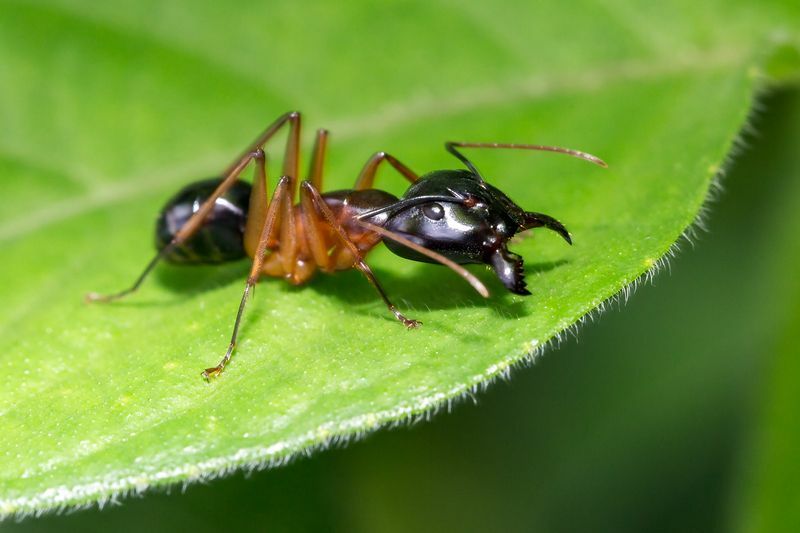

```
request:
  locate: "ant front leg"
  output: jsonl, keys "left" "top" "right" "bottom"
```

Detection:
{"left": 203, "top": 175, "right": 293, "bottom": 380}
{"left": 300, "top": 181, "right": 421, "bottom": 329}
{"left": 353, "top": 152, "right": 419, "bottom": 190}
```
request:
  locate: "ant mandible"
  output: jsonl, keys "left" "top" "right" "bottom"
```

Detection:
{"left": 86, "top": 111, "right": 606, "bottom": 379}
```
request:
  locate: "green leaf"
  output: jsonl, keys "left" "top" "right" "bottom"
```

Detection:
{"left": 1, "top": 0, "right": 797, "bottom": 518}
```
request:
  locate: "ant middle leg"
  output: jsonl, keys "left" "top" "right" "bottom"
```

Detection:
{"left": 353, "top": 152, "right": 419, "bottom": 190}
{"left": 300, "top": 180, "right": 421, "bottom": 328}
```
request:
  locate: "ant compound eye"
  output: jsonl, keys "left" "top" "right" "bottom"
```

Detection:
{"left": 422, "top": 202, "right": 445, "bottom": 221}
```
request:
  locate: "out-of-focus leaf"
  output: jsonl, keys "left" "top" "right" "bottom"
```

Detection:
{"left": 736, "top": 89, "right": 800, "bottom": 533}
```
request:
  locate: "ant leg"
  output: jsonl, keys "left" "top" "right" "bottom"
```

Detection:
{"left": 307, "top": 128, "right": 329, "bottom": 190}
{"left": 222, "top": 111, "right": 302, "bottom": 179}
{"left": 355, "top": 219, "right": 489, "bottom": 298}
{"left": 294, "top": 129, "right": 332, "bottom": 276}
{"left": 244, "top": 149, "right": 270, "bottom": 254}
{"left": 299, "top": 180, "right": 332, "bottom": 273}
{"left": 278, "top": 173, "right": 298, "bottom": 275}
{"left": 86, "top": 150, "right": 261, "bottom": 303}
{"left": 353, "top": 152, "right": 419, "bottom": 190}
{"left": 88, "top": 112, "right": 302, "bottom": 303}
{"left": 300, "top": 181, "right": 420, "bottom": 328}
{"left": 282, "top": 113, "right": 301, "bottom": 197}
{"left": 202, "top": 175, "right": 292, "bottom": 379}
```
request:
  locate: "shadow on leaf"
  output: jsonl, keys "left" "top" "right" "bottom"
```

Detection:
{"left": 105, "top": 252, "right": 567, "bottom": 323}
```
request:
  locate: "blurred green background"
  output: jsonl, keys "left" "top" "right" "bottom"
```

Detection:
{"left": 7, "top": 87, "right": 800, "bottom": 532}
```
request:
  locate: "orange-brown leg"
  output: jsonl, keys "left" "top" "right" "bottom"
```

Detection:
{"left": 299, "top": 180, "right": 332, "bottom": 273}
{"left": 300, "top": 180, "right": 420, "bottom": 328}
{"left": 87, "top": 112, "right": 301, "bottom": 303}
{"left": 307, "top": 128, "right": 329, "bottom": 190}
{"left": 353, "top": 151, "right": 419, "bottom": 190}
{"left": 243, "top": 111, "right": 302, "bottom": 248}
{"left": 243, "top": 149, "right": 269, "bottom": 255}
{"left": 356, "top": 219, "right": 489, "bottom": 298}
{"left": 278, "top": 174, "right": 298, "bottom": 277}
{"left": 202, "top": 175, "right": 293, "bottom": 379}
{"left": 300, "top": 130, "right": 333, "bottom": 272}
{"left": 223, "top": 111, "right": 301, "bottom": 184}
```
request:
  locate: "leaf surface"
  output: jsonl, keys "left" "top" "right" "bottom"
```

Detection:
{"left": 1, "top": 0, "right": 798, "bottom": 517}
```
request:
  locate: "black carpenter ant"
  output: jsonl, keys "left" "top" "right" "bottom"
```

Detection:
{"left": 87, "top": 112, "right": 606, "bottom": 379}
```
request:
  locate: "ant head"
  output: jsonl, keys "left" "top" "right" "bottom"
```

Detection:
{"left": 379, "top": 169, "right": 571, "bottom": 295}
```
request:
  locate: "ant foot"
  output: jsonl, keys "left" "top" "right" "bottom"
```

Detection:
{"left": 201, "top": 366, "right": 224, "bottom": 381}
{"left": 85, "top": 292, "right": 112, "bottom": 303}
{"left": 390, "top": 306, "right": 421, "bottom": 329}
{"left": 402, "top": 317, "right": 422, "bottom": 329}
{"left": 85, "top": 290, "right": 132, "bottom": 303}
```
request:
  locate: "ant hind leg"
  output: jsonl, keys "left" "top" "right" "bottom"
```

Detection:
{"left": 86, "top": 151, "right": 261, "bottom": 303}
{"left": 87, "top": 112, "right": 303, "bottom": 304}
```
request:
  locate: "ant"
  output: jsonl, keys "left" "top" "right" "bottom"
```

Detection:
{"left": 87, "top": 111, "right": 606, "bottom": 379}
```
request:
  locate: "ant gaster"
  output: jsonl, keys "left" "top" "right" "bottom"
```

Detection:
{"left": 87, "top": 112, "right": 606, "bottom": 379}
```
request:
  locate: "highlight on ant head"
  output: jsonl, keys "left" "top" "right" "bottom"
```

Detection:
{"left": 378, "top": 169, "right": 571, "bottom": 295}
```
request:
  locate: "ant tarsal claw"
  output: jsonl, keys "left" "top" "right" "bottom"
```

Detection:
{"left": 201, "top": 366, "right": 223, "bottom": 381}
{"left": 85, "top": 291, "right": 118, "bottom": 304}
{"left": 403, "top": 318, "right": 422, "bottom": 329}
{"left": 85, "top": 292, "right": 102, "bottom": 303}
{"left": 390, "top": 306, "right": 421, "bottom": 329}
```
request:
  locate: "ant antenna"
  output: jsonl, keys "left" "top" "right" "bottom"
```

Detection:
{"left": 445, "top": 142, "right": 485, "bottom": 181}
{"left": 445, "top": 141, "right": 608, "bottom": 181}
{"left": 357, "top": 220, "right": 490, "bottom": 298}
{"left": 356, "top": 195, "right": 467, "bottom": 221}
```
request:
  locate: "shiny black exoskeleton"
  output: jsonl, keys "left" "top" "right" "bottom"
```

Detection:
{"left": 377, "top": 169, "right": 571, "bottom": 295}
{"left": 156, "top": 178, "right": 252, "bottom": 264}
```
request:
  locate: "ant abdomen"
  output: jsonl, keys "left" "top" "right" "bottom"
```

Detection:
{"left": 155, "top": 178, "right": 252, "bottom": 264}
